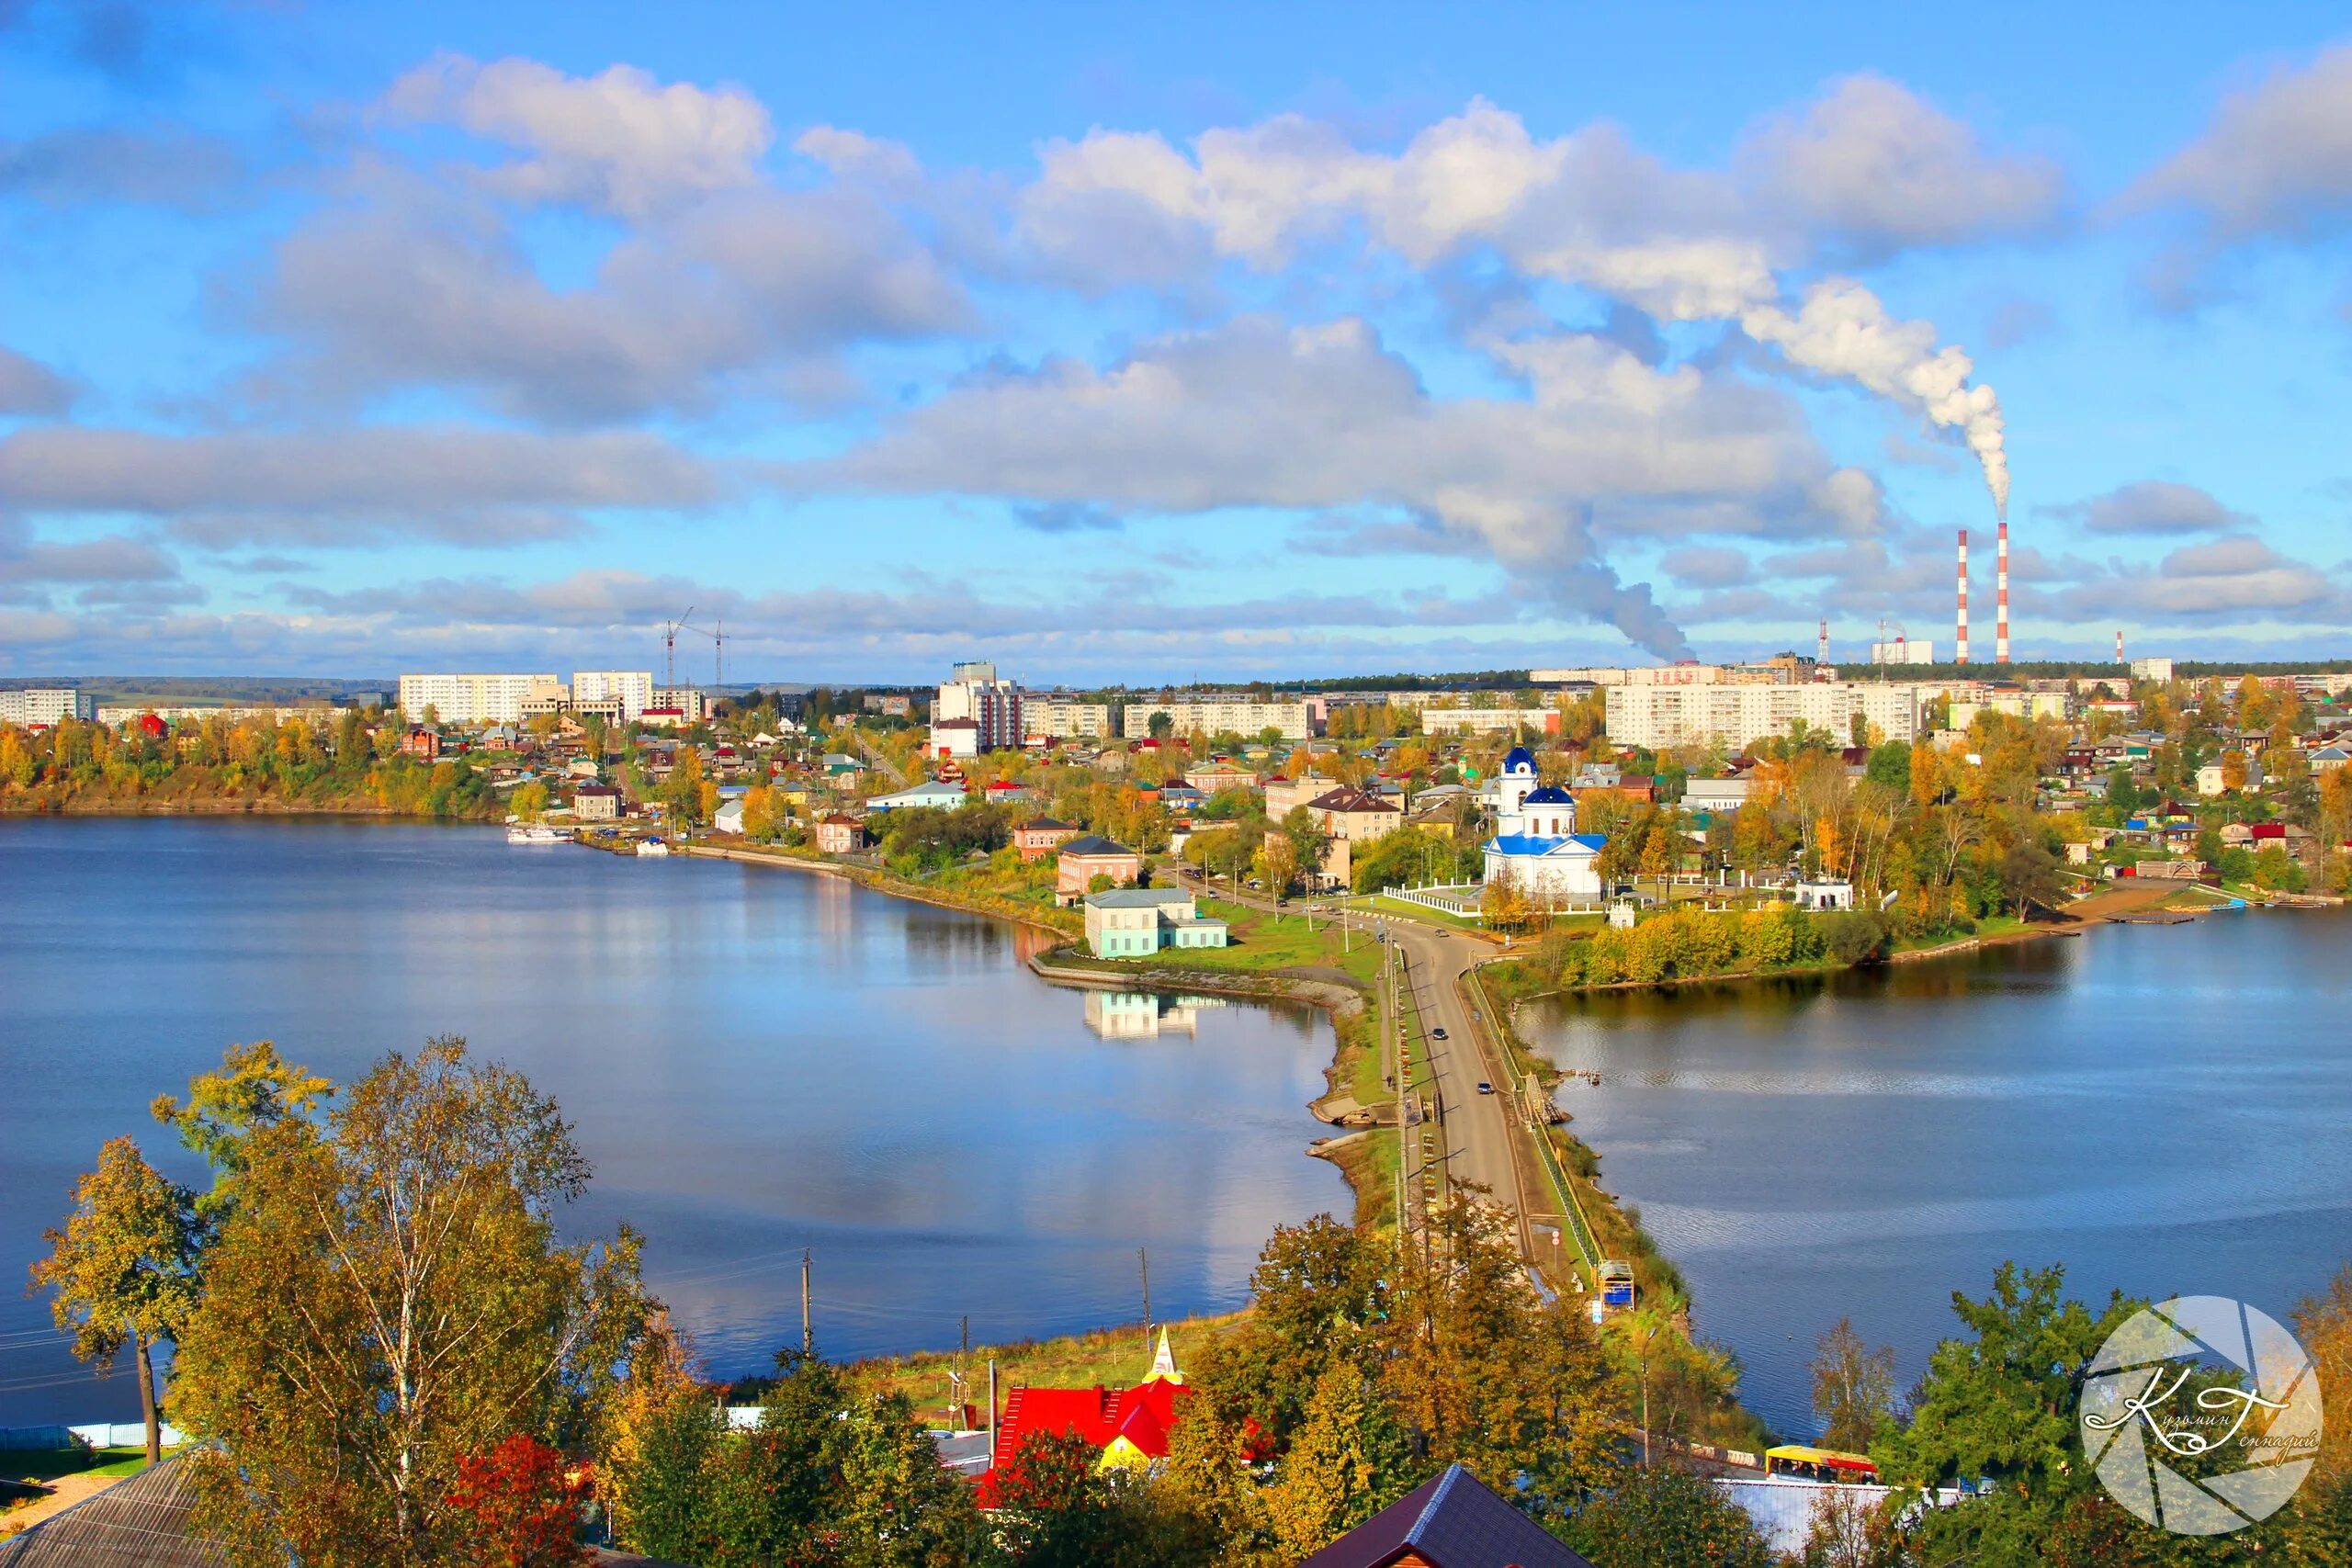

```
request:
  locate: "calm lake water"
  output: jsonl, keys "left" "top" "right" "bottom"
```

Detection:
{"left": 0, "top": 818, "right": 1345, "bottom": 1428}
{"left": 1520, "top": 911, "right": 2352, "bottom": 1438}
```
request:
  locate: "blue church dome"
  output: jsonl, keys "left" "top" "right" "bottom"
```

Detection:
{"left": 1502, "top": 746, "right": 1536, "bottom": 774}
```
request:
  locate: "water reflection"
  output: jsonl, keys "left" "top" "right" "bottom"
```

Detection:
{"left": 0, "top": 819, "right": 1349, "bottom": 1427}
{"left": 1081, "top": 991, "right": 1232, "bottom": 1039}
{"left": 1519, "top": 911, "right": 2352, "bottom": 1439}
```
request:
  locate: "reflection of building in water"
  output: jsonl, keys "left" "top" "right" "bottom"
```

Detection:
{"left": 1083, "top": 991, "right": 1229, "bottom": 1040}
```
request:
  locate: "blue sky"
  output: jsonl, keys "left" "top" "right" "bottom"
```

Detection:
{"left": 4, "top": 1, "right": 2350, "bottom": 683}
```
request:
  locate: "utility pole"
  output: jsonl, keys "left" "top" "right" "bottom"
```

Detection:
{"left": 1138, "top": 1247, "right": 1152, "bottom": 1355}
{"left": 800, "top": 1248, "right": 813, "bottom": 1356}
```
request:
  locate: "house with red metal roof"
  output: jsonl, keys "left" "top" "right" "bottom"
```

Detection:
{"left": 980, "top": 1329, "right": 1191, "bottom": 1506}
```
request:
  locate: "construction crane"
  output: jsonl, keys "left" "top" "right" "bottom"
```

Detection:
{"left": 662, "top": 608, "right": 727, "bottom": 690}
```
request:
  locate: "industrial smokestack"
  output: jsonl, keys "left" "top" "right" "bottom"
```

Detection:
{"left": 2115, "top": 629, "right": 2124, "bottom": 664}
{"left": 1818, "top": 615, "right": 1828, "bottom": 666}
{"left": 1956, "top": 528, "right": 1970, "bottom": 665}
{"left": 1996, "top": 520, "right": 2011, "bottom": 665}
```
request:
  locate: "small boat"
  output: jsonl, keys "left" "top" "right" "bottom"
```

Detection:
{"left": 506, "top": 825, "right": 564, "bottom": 845}
{"left": 635, "top": 838, "right": 671, "bottom": 857}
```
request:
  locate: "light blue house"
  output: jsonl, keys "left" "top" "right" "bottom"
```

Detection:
{"left": 1083, "top": 888, "right": 1230, "bottom": 958}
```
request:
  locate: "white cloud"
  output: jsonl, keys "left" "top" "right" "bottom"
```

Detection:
{"left": 0, "top": 424, "right": 718, "bottom": 547}
{"left": 1735, "top": 73, "right": 2064, "bottom": 255}
{"left": 0, "top": 344, "right": 75, "bottom": 416}
{"left": 2128, "top": 44, "right": 2352, "bottom": 243}
{"left": 383, "top": 52, "right": 774, "bottom": 219}
{"left": 813, "top": 314, "right": 1894, "bottom": 658}
{"left": 2047, "top": 480, "right": 2250, "bottom": 536}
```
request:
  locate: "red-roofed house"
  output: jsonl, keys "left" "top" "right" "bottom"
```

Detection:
{"left": 981, "top": 1331, "right": 1191, "bottom": 1507}
{"left": 815, "top": 813, "right": 865, "bottom": 855}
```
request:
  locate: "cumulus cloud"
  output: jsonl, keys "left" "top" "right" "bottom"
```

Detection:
{"left": 2047, "top": 479, "right": 2250, "bottom": 536}
{"left": 810, "top": 314, "right": 1896, "bottom": 658}
{"left": 0, "top": 424, "right": 718, "bottom": 547}
{"left": 382, "top": 52, "right": 775, "bottom": 219}
{"left": 0, "top": 345, "right": 76, "bottom": 416}
{"left": 1734, "top": 73, "right": 2064, "bottom": 256}
{"left": 1012, "top": 88, "right": 2018, "bottom": 510}
{"left": 2128, "top": 44, "right": 2352, "bottom": 243}
{"left": 249, "top": 180, "right": 970, "bottom": 421}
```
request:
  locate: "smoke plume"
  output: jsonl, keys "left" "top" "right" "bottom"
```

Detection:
{"left": 1741, "top": 277, "right": 2009, "bottom": 518}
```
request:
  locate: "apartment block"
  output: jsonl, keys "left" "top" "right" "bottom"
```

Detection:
{"left": 397, "top": 673, "right": 557, "bottom": 726}
{"left": 1604, "top": 681, "right": 1926, "bottom": 751}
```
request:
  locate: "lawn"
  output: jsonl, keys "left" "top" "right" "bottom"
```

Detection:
{"left": 1125, "top": 897, "right": 1384, "bottom": 986}
{"left": 839, "top": 1312, "right": 1249, "bottom": 1412}
{"left": 0, "top": 1446, "right": 153, "bottom": 1485}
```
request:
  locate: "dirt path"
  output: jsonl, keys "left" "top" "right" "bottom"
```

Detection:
{"left": 0, "top": 1470, "right": 130, "bottom": 1538}
{"left": 2065, "top": 881, "right": 2189, "bottom": 921}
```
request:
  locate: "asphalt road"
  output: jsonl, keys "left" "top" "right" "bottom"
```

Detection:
{"left": 1183, "top": 869, "right": 1534, "bottom": 1255}
{"left": 1382, "top": 914, "right": 1529, "bottom": 1240}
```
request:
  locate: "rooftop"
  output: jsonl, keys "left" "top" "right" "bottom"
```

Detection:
{"left": 1085, "top": 887, "right": 1195, "bottom": 908}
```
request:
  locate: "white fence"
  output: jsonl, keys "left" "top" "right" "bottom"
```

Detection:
{"left": 0, "top": 1421, "right": 186, "bottom": 1451}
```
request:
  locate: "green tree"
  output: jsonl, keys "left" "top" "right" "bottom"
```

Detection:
{"left": 28, "top": 1136, "right": 201, "bottom": 1463}
{"left": 1874, "top": 1261, "right": 2135, "bottom": 1562}
{"left": 1565, "top": 1464, "right": 1775, "bottom": 1568}
{"left": 172, "top": 1039, "right": 650, "bottom": 1566}
{"left": 1148, "top": 710, "right": 1176, "bottom": 739}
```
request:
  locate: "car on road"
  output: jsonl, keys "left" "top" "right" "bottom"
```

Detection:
{"left": 1476, "top": 1081, "right": 1494, "bottom": 1095}
{"left": 1431, "top": 1026, "right": 1449, "bottom": 1040}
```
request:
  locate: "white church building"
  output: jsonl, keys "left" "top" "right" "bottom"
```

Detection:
{"left": 1482, "top": 747, "right": 1609, "bottom": 907}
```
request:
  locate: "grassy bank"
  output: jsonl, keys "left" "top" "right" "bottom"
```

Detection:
{"left": 831, "top": 1312, "right": 1250, "bottom": 1411}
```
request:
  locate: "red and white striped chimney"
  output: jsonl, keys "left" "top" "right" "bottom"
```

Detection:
{"left": 1996, "top": 519, "right": 2010, "bottom": 664}
{"left": 2115, "top": 629, "right": 2124, "bottom": 664}
{"left": 1955, "top": 528, "right": 1970, "bottom": 665}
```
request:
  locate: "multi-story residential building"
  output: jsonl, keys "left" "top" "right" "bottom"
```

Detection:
{"left": 650, "top": 687, "right": 709, "bottom": 724}
{"left": 1026, "top": 693, "right": 1115, "bottom": 739}
{"left": 0, "top": 687, "right": 95, "bottom": 726}
{"left": 936, "top": 660, "right": 1024, "bottom": 752}
{"left": 2129, "top": 657, "right": 2176, "bottom": 683}
{"left": 1531, "top": 660, "right": 1804, "bottom": 687}
{"left": 861, "top": 694, "right": 914, "bottom": 717}
{"left": 1120, "top": 694, "right": 1318, "bottom": 739}
{"left": 571, "top": 671, "right": 655, "bottom": 722}
{"left": 398, "top": 673, "right": 557, "bottom": 726}
{"left": 1414, "top": 705, "right": 1563, "bottom": 736}
{"left": 519, "top": 681, "right": 573, "bottom": 720}
{"left": 1950, "top": 690, "right": 2075, "bottom": 728}
{"left": 1604, "top": 682, "right": 1927, "bottom": 751}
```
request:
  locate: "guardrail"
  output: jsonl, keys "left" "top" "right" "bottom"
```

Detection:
{"left": 1464, "top": 961, "right": 1603, "bottom": 1284}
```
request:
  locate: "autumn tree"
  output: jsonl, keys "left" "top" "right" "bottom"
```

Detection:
{"left": 1262, "top": 1364, "right": 1411, "bottom": 1556}
{"left": 1563, "top": 1464, "right": 1775, "bottom": 1568}
{"left": 1811, "top": 1317, "right": 1900, "bottom": 1450}
{"left": 152, "top": 1039, "right": 331, "bottom": 1224}
{"left": 28, "top": 1137, "right": 200, "bottom": 1463}
{"left": 445, "top": 1434, "right": 587, "bottom": 1568}
{"left": 172, "top": 1038, "right": 650, "bottom": 1567}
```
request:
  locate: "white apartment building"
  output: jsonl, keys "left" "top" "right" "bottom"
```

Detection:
{"left": 398, "top": 674, "right": 558, "bottom": 726}
{"left": 1530, "top": 660, "right": 1803, "bottom": 687}
{"left": 1120, "top": 694, "right": 1317, "bottom": 739}
{"left": 2130, "top": 657, "right": 2176, "bottom": 683}
{"left": 1950, "top": 690, "right": 2074, "bottom": 728}
{"left": 650, "top": 687, "right": 709, "bottom": 724}
{"left": 1026, "top": 694, "right": 1115, "bottom": 739}
{"left": 935, "top": 661, "right": 1024, "bottom": 751}
{"left": 1415, "top": 705, "right": 1563, "bottom": 736}
{"left": 571, "top": 671, "right": 655, "bottom": 722}
{"left": 1604, "top": 682, "right": 1927, "bottom": 751}
{"left": 0, "top": 687, "right": 95, "bottom": 726}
